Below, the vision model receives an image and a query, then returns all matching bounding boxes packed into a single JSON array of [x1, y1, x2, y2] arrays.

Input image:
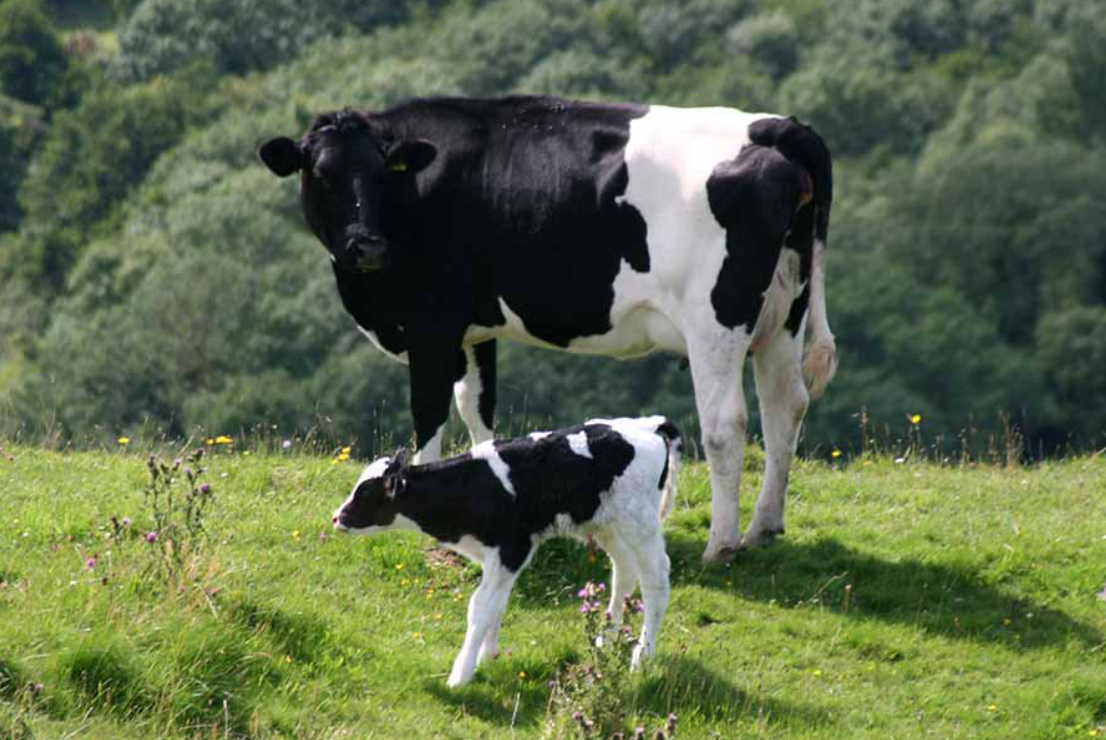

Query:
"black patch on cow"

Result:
[[298, 96, 653, 350], [707, 116, 833, 336], [706, 144, 802, 332], [359, 423, 636, 571], [783, 197, 815, 336], [474, 341, 496, 432]]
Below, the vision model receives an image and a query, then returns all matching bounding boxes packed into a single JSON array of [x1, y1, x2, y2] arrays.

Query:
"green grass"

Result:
[[1, 441, 1104, 738]]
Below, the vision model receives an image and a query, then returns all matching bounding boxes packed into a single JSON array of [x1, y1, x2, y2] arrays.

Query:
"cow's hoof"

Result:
[[739, 526, 785, 550], [702, 543, 740, 565], [446, 671, 472, 689]]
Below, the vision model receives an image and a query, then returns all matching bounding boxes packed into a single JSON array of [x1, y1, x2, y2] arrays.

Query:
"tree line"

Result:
[[1, 0, 1104, 456]]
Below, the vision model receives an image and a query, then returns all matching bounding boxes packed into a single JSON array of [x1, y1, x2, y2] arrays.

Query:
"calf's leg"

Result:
[[448, 559, 517, 687], [629, 532, 670, 669], [745, 327, 808, 548]]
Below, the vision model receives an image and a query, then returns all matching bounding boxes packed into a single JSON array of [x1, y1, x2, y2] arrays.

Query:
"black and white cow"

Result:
[[261, 95, 837, 562], [332, 416, 681, 687]]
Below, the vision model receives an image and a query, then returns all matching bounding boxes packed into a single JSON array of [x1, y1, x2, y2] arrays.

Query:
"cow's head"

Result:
[[259, 110, 437, 272], [332, 450, 409, 534]]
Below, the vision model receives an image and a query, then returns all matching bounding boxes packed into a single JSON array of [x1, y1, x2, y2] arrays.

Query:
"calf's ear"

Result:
[[258, 136, 303, 178], [384, 139, 437, 175]]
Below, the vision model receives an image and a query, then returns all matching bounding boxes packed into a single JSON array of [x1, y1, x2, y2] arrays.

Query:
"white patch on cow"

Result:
[[470, 440, 516, 496], [354, 456, 393, 488], [565, 430, 592, 459], [455, 345, 493, 445], [528, 431, 552, 441], [414, 425, 445, 465], [356, 325, 408, 364]]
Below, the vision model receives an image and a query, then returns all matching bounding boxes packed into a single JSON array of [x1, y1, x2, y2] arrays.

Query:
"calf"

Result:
[[332, 416, 681, 687]]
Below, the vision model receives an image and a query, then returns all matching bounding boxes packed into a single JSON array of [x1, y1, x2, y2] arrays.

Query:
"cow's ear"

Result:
[[258, 136, 303, 178], [385, 139, 437, 175]]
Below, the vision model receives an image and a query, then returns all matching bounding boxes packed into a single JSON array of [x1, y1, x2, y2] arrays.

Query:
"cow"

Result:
[[332, 415, 681, 687], [259, 94, 837, 563]]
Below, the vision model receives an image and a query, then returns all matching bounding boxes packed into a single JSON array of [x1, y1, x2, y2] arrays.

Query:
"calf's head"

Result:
[[332, 451, 409, 534], [259, 110, 436, 273]]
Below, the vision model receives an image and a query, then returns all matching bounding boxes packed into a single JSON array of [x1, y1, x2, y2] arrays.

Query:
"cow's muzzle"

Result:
[[344, 235, 388, 272]]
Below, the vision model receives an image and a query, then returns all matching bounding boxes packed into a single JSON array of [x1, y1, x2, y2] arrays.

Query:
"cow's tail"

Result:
[[654, 419, 682, 520], [749, 116, 838, 399]]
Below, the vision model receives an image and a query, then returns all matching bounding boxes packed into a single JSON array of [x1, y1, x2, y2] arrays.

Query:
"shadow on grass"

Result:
[[662, 530, 1103, 651], [506, 532, 1100, 651], [635, 654, 830, 729], [424, 653, 830, 732], [424, 675, 550, 729]]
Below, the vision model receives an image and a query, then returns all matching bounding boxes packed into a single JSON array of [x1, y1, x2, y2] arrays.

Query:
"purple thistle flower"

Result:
[[199, 482, 211, 495], [121, 516, 131, 527], [282, 440, 293, 450], [577, 586, 589, 598], [580, 603, 590, 614], [145, 531, 158, 543], [85, 557, 96, 570]]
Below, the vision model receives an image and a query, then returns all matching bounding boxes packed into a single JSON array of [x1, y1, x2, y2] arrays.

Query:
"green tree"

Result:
[[0, 0, 78, 108]]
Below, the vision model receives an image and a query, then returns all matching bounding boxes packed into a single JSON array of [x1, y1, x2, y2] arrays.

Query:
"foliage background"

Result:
[[1, 0, 1104, 454]]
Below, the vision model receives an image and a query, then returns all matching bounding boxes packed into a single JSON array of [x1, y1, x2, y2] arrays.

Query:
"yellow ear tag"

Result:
[[389, 161, 408, 173]]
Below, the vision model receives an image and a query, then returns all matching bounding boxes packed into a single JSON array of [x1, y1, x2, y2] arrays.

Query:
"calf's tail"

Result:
[[654, 420, 682, 520]]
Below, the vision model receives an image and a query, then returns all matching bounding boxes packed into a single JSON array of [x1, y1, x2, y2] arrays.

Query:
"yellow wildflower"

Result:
[[395, 563, 405, 571], [831, 449, 842, 458], [987, 705, 998, 712], [341, 446, 352, 455], [812, 669, 823, 677], [206, 438, 215, 446], [518, 671, 526, 679], [910, 414, 922, 425], [215, 435, 233, 445], [117, 437, 130, 445], [292, 530, 301, 539]]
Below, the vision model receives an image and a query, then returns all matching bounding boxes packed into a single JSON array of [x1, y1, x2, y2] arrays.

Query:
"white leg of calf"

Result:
[[746, 329, 808, 548], [454, 346, 494, 446], [448, 562, 515, 688], [687, 336, 750, 563], [592, 532, 639, 648], [630, 536, 670, 670], [414, 424, 445, 465]]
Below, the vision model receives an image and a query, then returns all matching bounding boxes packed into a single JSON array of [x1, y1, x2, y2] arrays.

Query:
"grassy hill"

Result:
[[1, 442, 1104, 738]]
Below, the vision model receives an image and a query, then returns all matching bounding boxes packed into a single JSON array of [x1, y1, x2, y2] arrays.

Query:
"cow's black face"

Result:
[[259, 111, 437, 273]]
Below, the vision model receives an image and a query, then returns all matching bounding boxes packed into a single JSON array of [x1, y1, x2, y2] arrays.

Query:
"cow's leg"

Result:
[[448, 558, 516, 687], [409, 340, 462, 464], [454, 341, 496, 446], [687, 334, 750, 563], [745, 325, 809, 548]]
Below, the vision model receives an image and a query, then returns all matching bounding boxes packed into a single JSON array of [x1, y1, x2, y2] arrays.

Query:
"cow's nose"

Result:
[[332, 515, 338, 524]]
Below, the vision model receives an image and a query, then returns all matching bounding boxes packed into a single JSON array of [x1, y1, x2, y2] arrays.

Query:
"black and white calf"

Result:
[[262, 95, 837, 562], [331, 416, 681, 688]]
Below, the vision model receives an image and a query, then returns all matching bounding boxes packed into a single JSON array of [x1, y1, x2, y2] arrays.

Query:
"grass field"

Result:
[[1, 440, 1104, 738]]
